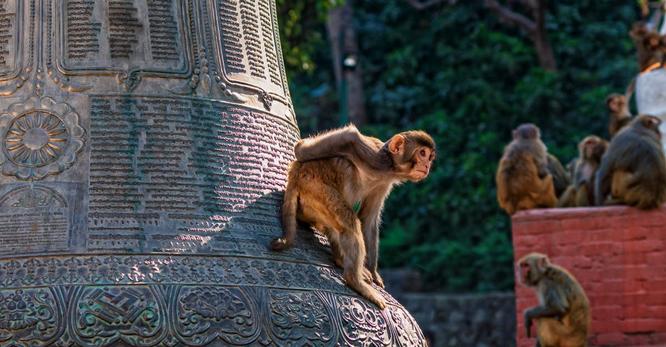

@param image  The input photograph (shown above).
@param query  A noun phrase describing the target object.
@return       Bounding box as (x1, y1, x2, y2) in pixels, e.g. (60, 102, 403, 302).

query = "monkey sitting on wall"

(518, 253, 590, 347)
(496, 123, 558, 215)
(595, 115, 666, 209)
(606, 93, 633, 138)
(558, 136, 608, 207)
(271, 125, 435, 309)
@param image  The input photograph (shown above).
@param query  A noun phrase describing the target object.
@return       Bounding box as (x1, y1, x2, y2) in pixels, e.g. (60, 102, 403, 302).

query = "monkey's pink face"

(608, 97, 624, 113)
(517, 261, 535, 286)
(409, 147, 435, 182)
(582, 138, 599, 158)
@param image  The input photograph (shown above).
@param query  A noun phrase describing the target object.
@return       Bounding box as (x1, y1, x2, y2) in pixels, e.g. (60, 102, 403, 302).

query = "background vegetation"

(277, 1, 639, 292)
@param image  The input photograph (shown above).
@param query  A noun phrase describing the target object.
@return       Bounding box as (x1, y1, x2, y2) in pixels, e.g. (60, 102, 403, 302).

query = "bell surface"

(0, 0, 426, 346)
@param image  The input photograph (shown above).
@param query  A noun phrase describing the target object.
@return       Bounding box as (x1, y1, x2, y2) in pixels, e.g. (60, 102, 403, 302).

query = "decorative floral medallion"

(0, 96, 85, 180)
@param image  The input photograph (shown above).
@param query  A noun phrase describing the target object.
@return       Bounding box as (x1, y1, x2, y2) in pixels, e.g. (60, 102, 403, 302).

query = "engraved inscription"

(259, 0, 280, 86)
(215, 0, 285, 96)
(108, 0, 141, 59)
(0, 0, 17, 76)
(66, 0, 101, 61)
(0, 186, 69, 255)
(88, 96, 298, 252)
(147, 0, 179, 62)
(60, 0, 187, 73)
(240, 1, 263, 79)
(218, 0, 245, 74)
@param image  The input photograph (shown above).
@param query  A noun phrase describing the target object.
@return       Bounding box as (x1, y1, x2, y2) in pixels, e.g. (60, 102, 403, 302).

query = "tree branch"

(404, 0, 456, 10)
(484, 0, 536, 34)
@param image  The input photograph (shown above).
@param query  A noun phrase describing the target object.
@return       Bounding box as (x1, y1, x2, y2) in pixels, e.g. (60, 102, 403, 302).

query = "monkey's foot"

(363, 268, 373, 284)
(372, 271, 385, 288)
(344, 273, 387, 310)
(368, 291, 387, 310)
(269, 237, 289, 251)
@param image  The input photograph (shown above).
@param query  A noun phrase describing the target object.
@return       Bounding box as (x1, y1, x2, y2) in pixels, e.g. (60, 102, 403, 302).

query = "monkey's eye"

(420, 149, 427, 157)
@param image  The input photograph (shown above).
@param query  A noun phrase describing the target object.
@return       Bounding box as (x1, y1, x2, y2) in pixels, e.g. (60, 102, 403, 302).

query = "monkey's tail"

(271, 164, 300, 251)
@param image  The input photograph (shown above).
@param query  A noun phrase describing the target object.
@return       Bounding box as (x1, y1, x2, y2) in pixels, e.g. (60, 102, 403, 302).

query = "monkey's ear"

(388, 135, 405, 154)
(642, 116, 661, 129)
(537, 256, 548, 271)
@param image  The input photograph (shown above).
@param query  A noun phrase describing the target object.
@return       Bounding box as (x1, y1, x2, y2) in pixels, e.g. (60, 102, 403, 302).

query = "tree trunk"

(530, 0, 557, 71)
(326, 3, 367, 126)
(532, 34, 557, 71)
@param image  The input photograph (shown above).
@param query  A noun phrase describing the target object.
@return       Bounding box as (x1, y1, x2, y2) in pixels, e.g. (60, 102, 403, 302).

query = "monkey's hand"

(294, 140, 307, 161)
(372, 271, 385, 288)
(294, 138, 327, 162)
(524, 312, 533, 338)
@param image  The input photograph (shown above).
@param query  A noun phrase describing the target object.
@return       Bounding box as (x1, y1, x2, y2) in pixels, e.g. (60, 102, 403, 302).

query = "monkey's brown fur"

(271, 125, 435, 309)
(595, 115, 666, 209)
(558, 136, 608, 207)
(518, 253, 590, 347)
(496, 124, 557, 215)
(606, 93, 632, 138)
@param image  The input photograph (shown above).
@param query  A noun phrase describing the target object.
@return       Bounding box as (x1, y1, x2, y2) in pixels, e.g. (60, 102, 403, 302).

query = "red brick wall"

(512, 206, 666, 347)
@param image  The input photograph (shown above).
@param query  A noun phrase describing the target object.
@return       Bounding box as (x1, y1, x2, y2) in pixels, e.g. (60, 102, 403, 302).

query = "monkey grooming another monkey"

(271, 125, 435, 309)
(496, 123, 558, 215)
(606, 93, 632, 138)
(558, 136, 608, 207)
(518, 253, 590, 347)
(595, 115, 666, 209)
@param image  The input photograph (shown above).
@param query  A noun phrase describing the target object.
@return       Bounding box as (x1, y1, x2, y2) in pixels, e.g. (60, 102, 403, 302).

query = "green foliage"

(277, 0, 345, 134)
(281, 0, 639, 292)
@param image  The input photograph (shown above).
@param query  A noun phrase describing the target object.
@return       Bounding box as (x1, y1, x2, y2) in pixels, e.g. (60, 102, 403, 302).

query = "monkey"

(595, 115, 666, 209)
(270, 125, 435, 309)
(606, 93, 632, 138)
(558, 136, 609, 207)
(547, 154, 571, 198)
(630, 22, 663, 71)
(496, 123, 558, 215)
(518, 253, 590, 347)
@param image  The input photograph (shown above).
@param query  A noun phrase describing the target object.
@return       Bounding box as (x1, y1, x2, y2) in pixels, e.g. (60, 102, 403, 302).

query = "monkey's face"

(407, 146, 435, 182)
(580, 136, 607, 160)
(517, 254, 548, 287)
(607, 97, 625, 114)
(388, 132, 436, 182)
(517, 260, 534, 286)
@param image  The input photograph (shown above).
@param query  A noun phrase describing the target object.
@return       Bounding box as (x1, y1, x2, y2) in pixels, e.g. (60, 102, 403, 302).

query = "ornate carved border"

(0, 284, 425, 347)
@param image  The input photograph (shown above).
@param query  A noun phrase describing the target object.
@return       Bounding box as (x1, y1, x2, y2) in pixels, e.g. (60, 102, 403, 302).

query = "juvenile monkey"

(595, 115, 666, 209)
(271, 125, 435, 309)
(496, 123, 557, 215)
(518, 253, 590, 347)
(558, 136, 608, 207)
(606, 93, 632, 138)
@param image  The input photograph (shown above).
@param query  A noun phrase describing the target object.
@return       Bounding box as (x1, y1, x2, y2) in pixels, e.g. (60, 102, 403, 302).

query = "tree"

(405, 0, 558, 71)
(327, 2, 368, 125)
